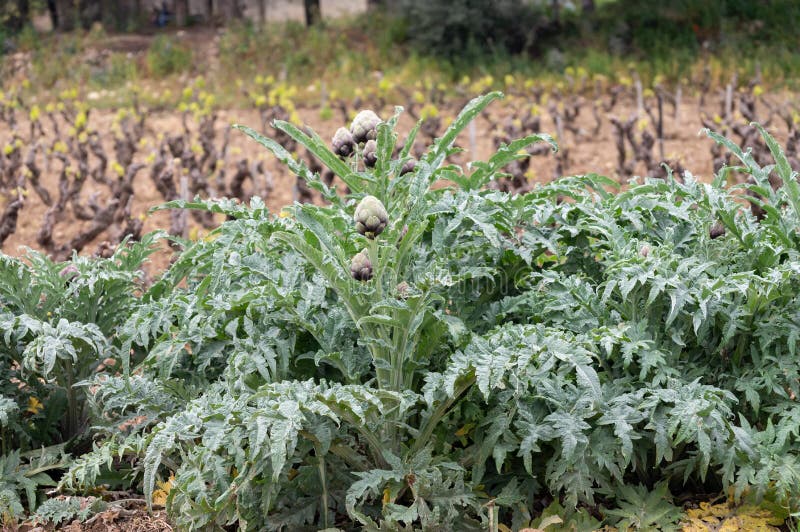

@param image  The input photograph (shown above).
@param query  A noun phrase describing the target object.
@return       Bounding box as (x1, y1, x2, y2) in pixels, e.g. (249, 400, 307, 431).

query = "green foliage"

(50, 94, 800, 530)
(0, 448, 69, 521)
(391, 0, 800, 81)
(90, 52, 139, 88)
(0, 236, 159, 517)
(32, 495, 106, 526)
(218, 19, 340, 83)
(399, 0, 542, 61)
(603, 483, 682, 530)
(592, 0, 800, 55)
(0, 93, 791, 528)
(145, 36, 193, 78)
(0, 1, 33, 34)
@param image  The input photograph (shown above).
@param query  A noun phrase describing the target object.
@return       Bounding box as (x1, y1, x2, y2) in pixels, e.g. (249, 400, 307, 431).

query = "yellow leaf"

(26, 397, 43, 414)
(152, 473, 174, 506)
(454, 423, 474, 437)
(74, 111, 87, 130)
(681, 499, 782, 531)
(421, 103, 439, 120)
(112, 162, 125, 178)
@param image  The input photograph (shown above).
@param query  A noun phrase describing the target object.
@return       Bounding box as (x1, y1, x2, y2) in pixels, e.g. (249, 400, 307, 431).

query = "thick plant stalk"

(64, 359, 78, 442)
(317, 451, 329, 529)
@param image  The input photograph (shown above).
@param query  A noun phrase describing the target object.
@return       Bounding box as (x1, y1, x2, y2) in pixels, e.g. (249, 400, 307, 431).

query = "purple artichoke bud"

(350, 249, 373, 281)
(640, 245, 650, 258)
(332, 127, 355, 158)
(400, 158, 416, 176)
(709, 222, 726, 239)
(350, 110, 381, 144)
(354, 195, 388, 238)
(363, 139, 378, 168)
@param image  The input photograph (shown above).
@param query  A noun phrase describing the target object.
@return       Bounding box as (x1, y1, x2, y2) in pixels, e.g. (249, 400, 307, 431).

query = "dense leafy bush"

(588, 0, 800, 57)
(393, 0, 800, 66)
(45, 93, 800, 530)
(399, 0, 543, 60)
(0, 235, 160, 519)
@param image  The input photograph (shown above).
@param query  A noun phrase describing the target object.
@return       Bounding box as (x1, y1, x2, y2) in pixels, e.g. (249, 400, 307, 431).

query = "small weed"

(145, 36, 192, 78)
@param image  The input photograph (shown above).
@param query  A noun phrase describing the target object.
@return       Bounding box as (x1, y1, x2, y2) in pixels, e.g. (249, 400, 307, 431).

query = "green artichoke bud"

(350, 249, 373, 281)
(350, 110, 381, 144)
(400, 158, 416, 176)
(354, 195, 388, 238)
(332, 127, 355, 157)
(396, 281, 410, 299)
(363, 139, 377, 168)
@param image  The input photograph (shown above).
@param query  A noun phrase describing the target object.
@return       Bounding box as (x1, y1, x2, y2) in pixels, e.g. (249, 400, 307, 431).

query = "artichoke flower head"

(354, 195, 388, 238)
(400, 158, 417, 176)
(350, 249, 373, 281)
(332, 127, 355, 157)
(363, 139, 378, 168)
(350, 110, 381, 144)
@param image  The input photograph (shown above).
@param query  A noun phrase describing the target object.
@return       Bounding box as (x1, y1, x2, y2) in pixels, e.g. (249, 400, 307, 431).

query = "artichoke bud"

(332, 127, 355, 158)
(640, 245, 650, 258)
(396, 281, 410, 298)
(363, 139, 378, 168)
(350, 249, 373, 281)
(400, 158, 417, 175)
(350, 110, 381, 144)
(709, 222, 726, 239)
(354, 195, 388, 238)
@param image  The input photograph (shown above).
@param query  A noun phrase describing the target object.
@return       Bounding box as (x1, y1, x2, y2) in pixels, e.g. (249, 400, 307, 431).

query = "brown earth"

(7, 500, 170, 532)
